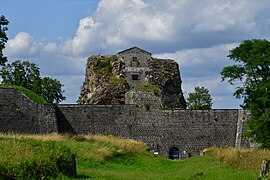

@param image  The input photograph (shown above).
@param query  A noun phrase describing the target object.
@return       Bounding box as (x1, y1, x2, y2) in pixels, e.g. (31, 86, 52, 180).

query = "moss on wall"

(131, 84, 160, 96)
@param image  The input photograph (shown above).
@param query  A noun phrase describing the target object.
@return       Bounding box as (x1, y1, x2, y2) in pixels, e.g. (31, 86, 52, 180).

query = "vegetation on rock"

(79, 54, 186, 109)
(131, 84, 160, 96)
(146, 58, 186, 109)
(78, 55, 129, 104)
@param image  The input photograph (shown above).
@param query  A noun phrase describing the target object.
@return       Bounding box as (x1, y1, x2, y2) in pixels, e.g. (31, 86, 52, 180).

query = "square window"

(132, 74, 139, 80)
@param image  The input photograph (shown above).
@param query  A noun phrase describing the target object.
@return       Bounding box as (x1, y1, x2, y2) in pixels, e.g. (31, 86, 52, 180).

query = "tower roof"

(117, 46, 151, 55)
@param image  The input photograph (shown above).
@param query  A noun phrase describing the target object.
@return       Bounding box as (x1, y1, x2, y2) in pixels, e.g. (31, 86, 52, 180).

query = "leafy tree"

(0, 60, 66, 104)
(41, 77, 66, 103)
(186, 86, 212, 110)
(0, 60, 42, 94)
(0, 15, 9, 66)
(221, 39, 270, 147)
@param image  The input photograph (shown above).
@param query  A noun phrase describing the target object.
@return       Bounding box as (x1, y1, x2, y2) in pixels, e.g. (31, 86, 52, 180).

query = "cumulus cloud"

(154, 43, 243, 108)
(3, 0, 270, 106)
(4, 32, 39, 57)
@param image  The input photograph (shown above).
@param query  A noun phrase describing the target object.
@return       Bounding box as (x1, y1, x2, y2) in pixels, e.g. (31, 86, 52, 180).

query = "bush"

(0, 137, 73, 179)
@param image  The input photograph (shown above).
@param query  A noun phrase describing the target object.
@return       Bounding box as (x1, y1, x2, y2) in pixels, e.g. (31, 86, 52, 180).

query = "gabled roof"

(117, 46, 152, 55)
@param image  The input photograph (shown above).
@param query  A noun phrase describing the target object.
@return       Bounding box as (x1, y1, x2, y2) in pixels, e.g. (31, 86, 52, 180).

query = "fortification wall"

(56, 104, 242, 157)
(0, 88, 250, 158)
(0, 88, 58, 134)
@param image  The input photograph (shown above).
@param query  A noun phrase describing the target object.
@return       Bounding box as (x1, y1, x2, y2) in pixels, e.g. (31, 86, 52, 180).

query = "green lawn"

(0, 134, 259, 179)
(73, 153, 257, 180)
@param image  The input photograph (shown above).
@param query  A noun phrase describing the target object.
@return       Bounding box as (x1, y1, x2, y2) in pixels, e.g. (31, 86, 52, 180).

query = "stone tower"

(117, 47, 151, 88)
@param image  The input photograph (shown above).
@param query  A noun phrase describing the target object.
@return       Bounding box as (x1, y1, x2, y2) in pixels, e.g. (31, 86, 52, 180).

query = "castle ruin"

(0, 47, 251, 159)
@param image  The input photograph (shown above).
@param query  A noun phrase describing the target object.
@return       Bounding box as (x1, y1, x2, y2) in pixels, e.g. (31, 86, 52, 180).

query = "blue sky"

(1, 0, 98, 41)
(1, 0, 270, 108)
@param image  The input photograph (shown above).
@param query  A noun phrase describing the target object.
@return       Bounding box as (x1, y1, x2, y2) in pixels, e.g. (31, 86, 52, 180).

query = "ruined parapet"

(125, 90, 162, 111)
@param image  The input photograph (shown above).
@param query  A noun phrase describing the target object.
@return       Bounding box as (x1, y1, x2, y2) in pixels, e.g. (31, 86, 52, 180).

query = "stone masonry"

(0, 88, 251, 159)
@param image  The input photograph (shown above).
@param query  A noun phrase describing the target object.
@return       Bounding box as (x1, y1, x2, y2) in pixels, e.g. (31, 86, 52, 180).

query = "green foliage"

(0, 85, 48, 104)
(0, 15, 9, 66)
(0, 137, 73, 179)
(221, 39, 270, 147)
(246, 109, 270, 148)
(187, 86, 212, 110)
(94, 58, 113, 76)
(0, 60, 42, 93)
(41, 77, 66, 103)
(109, 75, 126, 87)
(131, 84, 161, 96)
(0, 60, 66, 104)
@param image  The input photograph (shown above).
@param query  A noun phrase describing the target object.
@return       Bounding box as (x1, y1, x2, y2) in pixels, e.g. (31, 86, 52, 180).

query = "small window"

(132, 74, 139, 80)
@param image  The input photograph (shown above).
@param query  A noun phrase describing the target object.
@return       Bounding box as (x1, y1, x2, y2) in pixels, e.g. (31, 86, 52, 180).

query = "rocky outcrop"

(146, 58, 186, 109)
(78, 55, 129, 104)
(78, 50, 186, 109)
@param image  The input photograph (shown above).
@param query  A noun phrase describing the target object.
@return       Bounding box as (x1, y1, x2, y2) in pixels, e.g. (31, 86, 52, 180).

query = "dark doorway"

(169, 147, 179, 160)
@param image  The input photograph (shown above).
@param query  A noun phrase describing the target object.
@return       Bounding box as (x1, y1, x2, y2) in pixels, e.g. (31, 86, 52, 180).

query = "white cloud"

(154, 43, 243, 108)
(3, 0, 270, 106)
(4, 32, 39, 57)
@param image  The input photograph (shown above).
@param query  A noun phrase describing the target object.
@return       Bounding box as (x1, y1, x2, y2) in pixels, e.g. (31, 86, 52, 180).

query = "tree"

(186, 86, 212, 110)
(0, 15, 9, 66)
(220, 39, 270, 147)
(41, 77, 66, 103)
(0, 60, 66, 104)
(0, 60, 42, 94)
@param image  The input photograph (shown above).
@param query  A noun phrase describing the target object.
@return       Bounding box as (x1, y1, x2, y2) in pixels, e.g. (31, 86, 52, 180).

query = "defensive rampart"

(0, 88, 250, 158)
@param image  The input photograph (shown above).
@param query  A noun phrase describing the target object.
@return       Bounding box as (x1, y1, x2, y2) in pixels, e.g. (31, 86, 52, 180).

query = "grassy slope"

(0, 134, 259, 179)
(75, 154, 257, 180)
(0, 85, 48, 104)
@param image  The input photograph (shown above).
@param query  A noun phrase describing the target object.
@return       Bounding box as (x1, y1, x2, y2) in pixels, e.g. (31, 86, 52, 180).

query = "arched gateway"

(169, 147, 180, 160)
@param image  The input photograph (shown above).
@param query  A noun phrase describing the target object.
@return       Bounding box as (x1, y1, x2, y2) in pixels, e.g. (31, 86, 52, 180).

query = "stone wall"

(118, 47, 151, 88)
(0, 88, 251, 159)
(0, 88, 58, 134)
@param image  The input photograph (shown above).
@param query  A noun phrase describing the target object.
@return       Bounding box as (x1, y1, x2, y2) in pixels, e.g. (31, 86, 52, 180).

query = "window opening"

(132, 74, 139, 80)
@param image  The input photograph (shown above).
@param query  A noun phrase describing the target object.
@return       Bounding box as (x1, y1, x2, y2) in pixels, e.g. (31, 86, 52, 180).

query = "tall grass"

(0, 134, 258, 179)
(0, 137, 73, 179)
(1, 134, 148, 164)
(204, 147, 270, 172)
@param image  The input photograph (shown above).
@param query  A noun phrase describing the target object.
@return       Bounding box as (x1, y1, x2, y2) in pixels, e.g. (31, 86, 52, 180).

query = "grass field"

(0, 134, 265, 179)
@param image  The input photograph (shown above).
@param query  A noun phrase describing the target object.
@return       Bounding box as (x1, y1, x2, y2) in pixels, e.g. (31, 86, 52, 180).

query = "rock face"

(78, 55, 129, 105)
(79, 47, 186, 109)
(146, 58, 186, 109)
